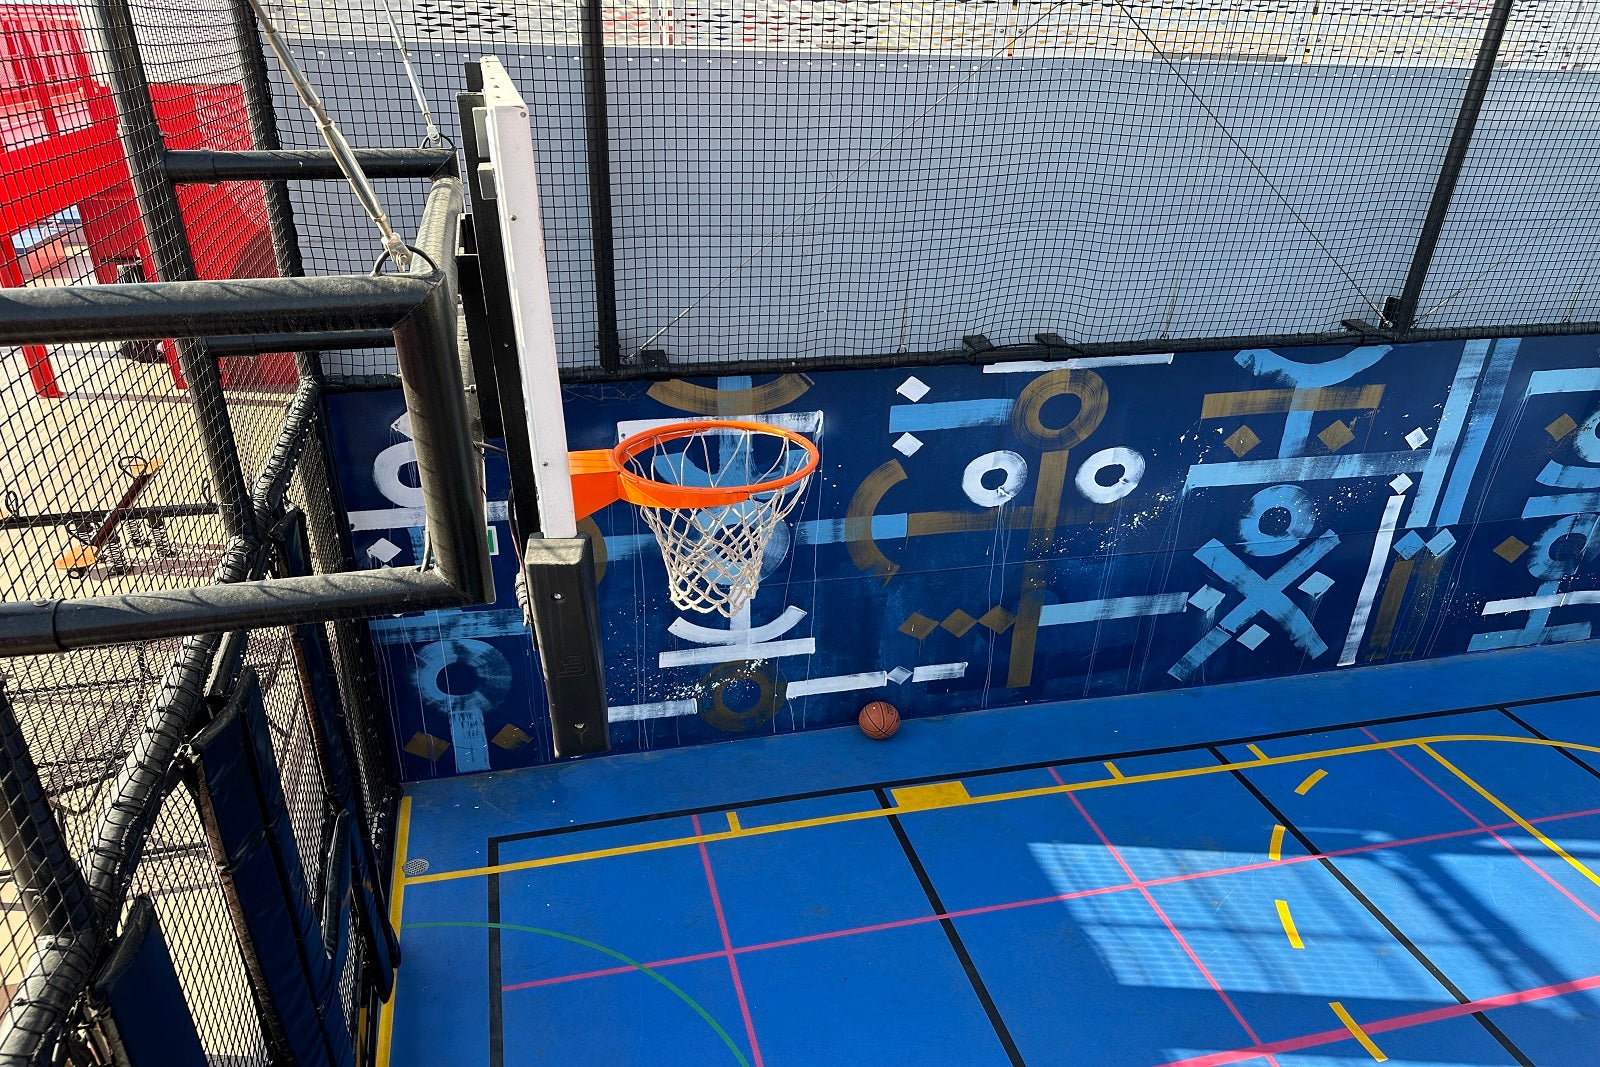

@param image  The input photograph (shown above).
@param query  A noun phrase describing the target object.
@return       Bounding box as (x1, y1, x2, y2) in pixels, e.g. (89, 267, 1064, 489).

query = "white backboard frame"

(476, 57, 579, 539)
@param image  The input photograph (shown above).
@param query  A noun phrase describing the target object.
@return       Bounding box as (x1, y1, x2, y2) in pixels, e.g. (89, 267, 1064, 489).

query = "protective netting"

(258, 0, 1600, 377)
(0, 0, 395, 1060)
(123, 790, 273, 1065)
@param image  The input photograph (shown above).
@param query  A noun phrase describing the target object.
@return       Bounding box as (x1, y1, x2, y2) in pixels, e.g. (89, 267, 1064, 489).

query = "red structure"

(0, 3, 288, 398)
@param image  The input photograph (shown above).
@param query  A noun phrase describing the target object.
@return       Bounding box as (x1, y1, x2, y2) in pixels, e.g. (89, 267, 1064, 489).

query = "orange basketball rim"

(568, 419, 821, 519)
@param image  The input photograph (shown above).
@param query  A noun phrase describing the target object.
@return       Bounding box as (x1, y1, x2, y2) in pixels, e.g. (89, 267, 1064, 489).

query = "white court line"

(609, 699, 697, 722)
(658, 638, 816, 668)
(913, 662, 968, 681)
(616, 411, 823, 439)
(349, 500, 509, 532)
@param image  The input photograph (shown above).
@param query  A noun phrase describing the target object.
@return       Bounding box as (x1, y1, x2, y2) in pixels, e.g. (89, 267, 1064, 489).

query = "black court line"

(1500, 707, 1600, 786)
(873, 787, 1026, 1066)
(1209, 746, 1535, 1066)
(469, 693, 1600, 1063)
(487, 840, 504, 1067)
(464, 698, 1598, 1065)
(486, 693, 1600, 852)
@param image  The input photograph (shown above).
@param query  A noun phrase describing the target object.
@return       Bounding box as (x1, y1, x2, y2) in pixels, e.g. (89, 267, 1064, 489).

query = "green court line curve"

(405, 921, 752, 1067)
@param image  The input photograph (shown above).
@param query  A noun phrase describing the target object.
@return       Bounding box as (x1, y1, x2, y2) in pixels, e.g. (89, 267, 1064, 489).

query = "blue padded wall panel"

(235, 669, 353, 1067)
(86, 897, 206, 1067)
(185, 670, 351, 1067)
(323, 335, 1600, 779)
(275, 509, 402, 989)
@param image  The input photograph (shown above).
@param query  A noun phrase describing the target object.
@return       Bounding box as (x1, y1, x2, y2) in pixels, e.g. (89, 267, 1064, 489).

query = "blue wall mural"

(323, 399, 552, 777)
(324, 335, 1600, 781)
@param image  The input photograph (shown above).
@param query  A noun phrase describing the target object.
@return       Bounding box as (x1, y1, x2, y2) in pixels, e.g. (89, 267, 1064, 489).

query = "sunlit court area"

(6, 0, 1600, 1064)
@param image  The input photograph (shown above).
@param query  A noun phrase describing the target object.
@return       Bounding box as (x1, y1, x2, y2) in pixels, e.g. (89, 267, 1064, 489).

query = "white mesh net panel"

(622, 426, 815, 617)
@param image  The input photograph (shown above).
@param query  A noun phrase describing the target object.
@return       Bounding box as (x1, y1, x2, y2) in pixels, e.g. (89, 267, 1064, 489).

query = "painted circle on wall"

(962, 450, 1029, 508)
(688, 515, 793, 592)
(1239, 484, 1316, 557)
(415, 638, 513, 718)
(1074, 446, 1145, 504)
(1012, 368, 1108, 450)
(1575, 405, 1600, 463)
(1529, 514, 1600, 580)
(698, 660, 787, 733)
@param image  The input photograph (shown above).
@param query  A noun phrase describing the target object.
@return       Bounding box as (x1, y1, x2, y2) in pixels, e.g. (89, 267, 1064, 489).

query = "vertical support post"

(579, 0, 623, 372)
(86, 0, 255, 538)
(1390, 0, 1516, 331)
(0, 685, 95, 940)
(225, 0, 311, 327)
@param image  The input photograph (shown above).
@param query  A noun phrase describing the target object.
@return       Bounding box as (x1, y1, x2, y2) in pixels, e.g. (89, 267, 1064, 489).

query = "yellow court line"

(1419, 743, 1600, 890)
(1247, 743, 1269, 761)
(1104, 761, 1125, 780)
(726, 811, 741, 832)
(1275, 899, 1304, 949)
(402, 734, 1600, 886)
(1329, 1000, 1388, 1062)
(375, 794, 413, 1067)
(1269, 824, 1286, 862)
(1295, 768, 1328, 795)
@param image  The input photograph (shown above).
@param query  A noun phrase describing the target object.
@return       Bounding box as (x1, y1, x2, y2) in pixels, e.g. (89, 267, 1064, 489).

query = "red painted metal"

(0, 3, 293, 397)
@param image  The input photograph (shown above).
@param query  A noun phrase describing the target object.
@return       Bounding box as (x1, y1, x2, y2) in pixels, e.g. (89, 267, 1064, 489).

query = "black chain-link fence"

(260, 0, 1600, 379)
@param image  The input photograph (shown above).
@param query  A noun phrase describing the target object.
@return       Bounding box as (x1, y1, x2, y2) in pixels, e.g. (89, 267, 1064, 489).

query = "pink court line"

(1057, 770, 1280, 1067)
(692, 814, 764, 1067)
(502, 802, 1600, 993)
(1159, 972, 1600, 1067)
(1361, 727, 1600, 926)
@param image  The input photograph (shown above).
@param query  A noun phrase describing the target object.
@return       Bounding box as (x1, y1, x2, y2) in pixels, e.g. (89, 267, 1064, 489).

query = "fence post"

(0, 686, 95, 939)
(86, 0, 255, 539)
(580, 0, 622, 372)
(0, 683, 99, 1063)
(1390, 0, 1517, 332)
(225, 0, 310, 326)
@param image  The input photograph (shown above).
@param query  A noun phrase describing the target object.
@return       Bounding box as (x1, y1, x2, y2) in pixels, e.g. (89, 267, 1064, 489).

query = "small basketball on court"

(858, 700, 900, 740)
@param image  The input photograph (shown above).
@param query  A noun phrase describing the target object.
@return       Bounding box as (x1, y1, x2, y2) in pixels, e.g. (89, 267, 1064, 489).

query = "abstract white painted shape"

(897, 376, 930, 402)
(367, 537, 402, 564)
(894, 433, 924, 457)
(962, 450, 1028, 508)
(1074, 447, 1146, 504)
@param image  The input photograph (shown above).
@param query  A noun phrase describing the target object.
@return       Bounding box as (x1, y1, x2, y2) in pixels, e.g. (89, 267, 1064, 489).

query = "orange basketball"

(859, 700, 900, 740)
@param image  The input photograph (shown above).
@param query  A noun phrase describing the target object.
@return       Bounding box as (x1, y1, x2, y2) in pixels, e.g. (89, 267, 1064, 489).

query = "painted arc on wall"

(324, 334, 1600, 781)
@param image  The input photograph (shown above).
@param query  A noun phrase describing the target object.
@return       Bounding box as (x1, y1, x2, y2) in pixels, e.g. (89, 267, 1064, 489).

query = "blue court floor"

(379, 642, 1600, 1066)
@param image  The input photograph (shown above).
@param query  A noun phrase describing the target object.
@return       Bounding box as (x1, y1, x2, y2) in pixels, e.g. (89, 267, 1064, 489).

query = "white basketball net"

(622, 427, 814, 617)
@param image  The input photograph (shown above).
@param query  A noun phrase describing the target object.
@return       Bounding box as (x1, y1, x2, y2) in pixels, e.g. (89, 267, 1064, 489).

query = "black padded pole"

(1390, 0, 1516, 331)
(579, 0, 623, 372)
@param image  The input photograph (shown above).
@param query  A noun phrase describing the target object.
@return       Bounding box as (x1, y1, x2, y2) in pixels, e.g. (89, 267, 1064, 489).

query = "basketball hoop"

(569, 420, 820, 617)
